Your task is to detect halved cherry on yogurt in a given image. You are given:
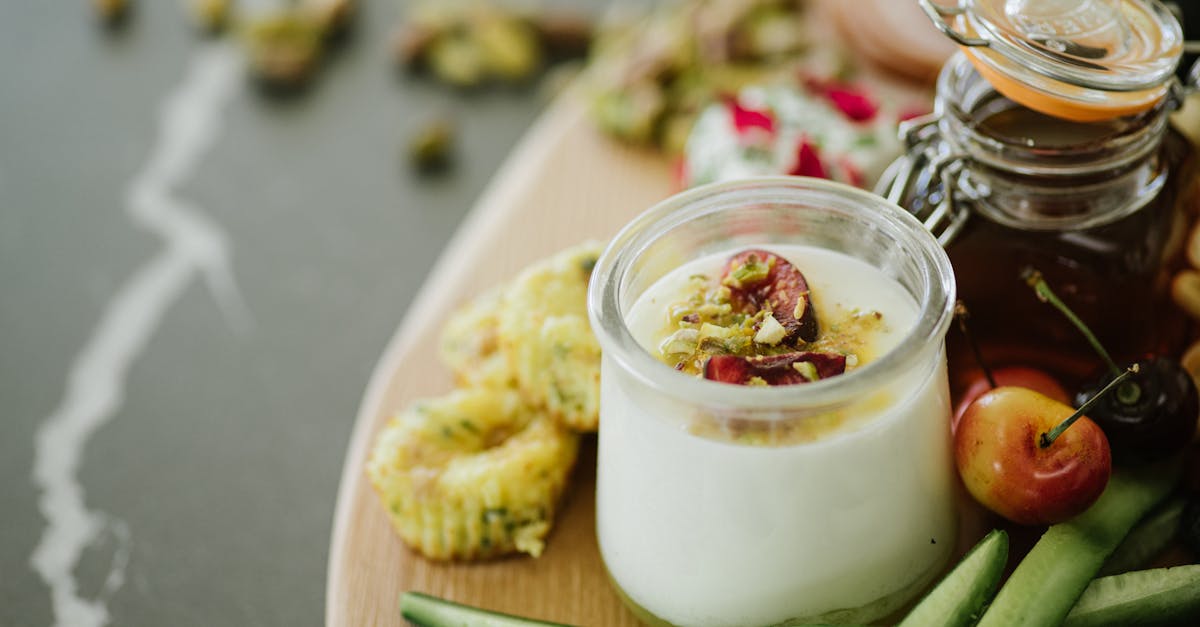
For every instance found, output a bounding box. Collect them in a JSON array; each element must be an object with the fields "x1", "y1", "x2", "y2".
[
  {"x1": 705, "y1": 352, "x2": 846, "y2": 386},
  {"x1": 722, "y1": 249, "x2": 818, "y2": 343}
]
